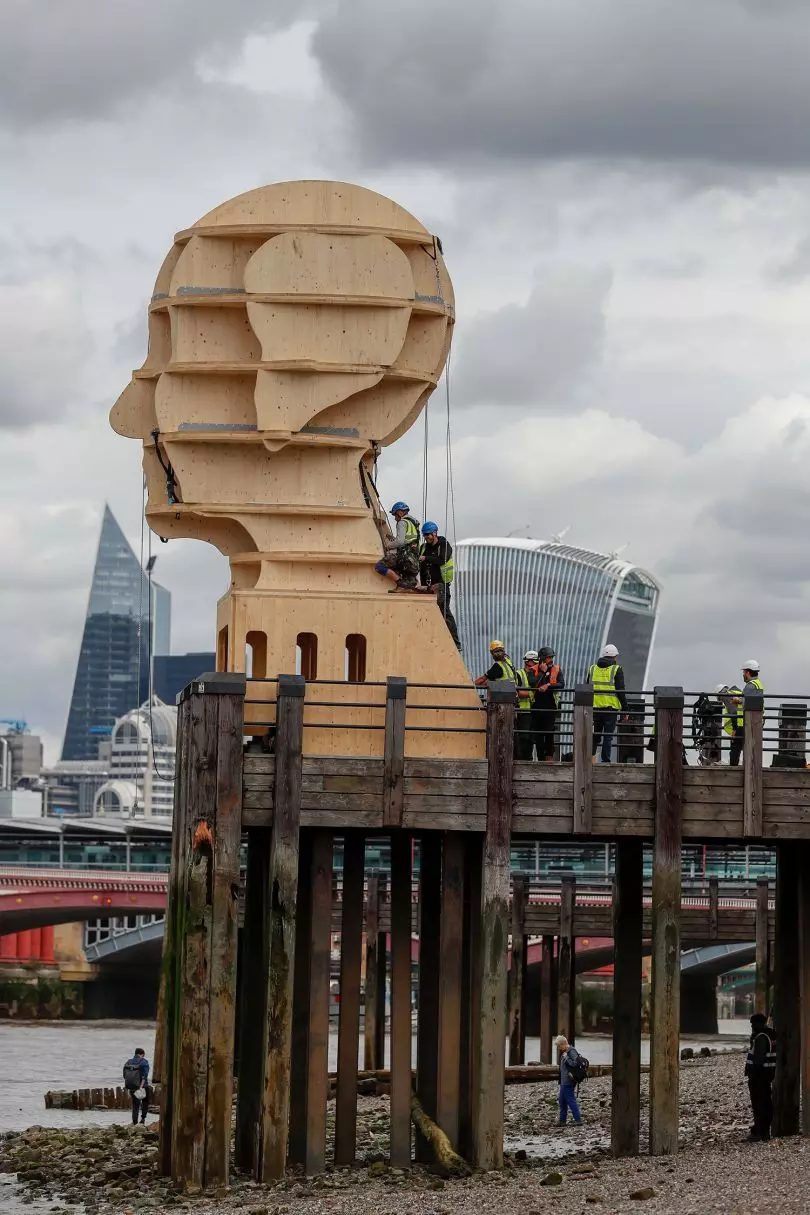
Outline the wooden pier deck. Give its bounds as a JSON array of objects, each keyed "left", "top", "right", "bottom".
[{"left": 157, "top": 674, "right": 810, "bottom": 1192}]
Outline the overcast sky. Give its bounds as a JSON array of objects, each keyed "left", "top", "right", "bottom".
[{"left": 4, "top": 1, "right": 810, "bottom": 760}]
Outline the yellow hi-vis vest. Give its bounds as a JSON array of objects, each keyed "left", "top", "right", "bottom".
[
  {"left": 492, "top": 657, "right": 517, "bottom": 683},
  {"left": 419, "top": 543, "right": 454, "bottom": 583},
  {"left": 404, "top": 517, "right": 420, "bottom": 547},
  {"left": 588, "top": 663, "right": 621, "bottom": 710},
  {"left": 515, "top": 668, "right": 533, "bottom": 711},
  {"left": 726, "top": 678, "right": 764, "bottom": 732}
]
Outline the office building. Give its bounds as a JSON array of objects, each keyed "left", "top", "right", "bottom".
[
  {"left": 454, "top": 538, "right": 661, "bottom": 691},
  {"left": 93, "top": 697, "right": 177, "bottom": 817},
  {"left": 153, "top": 653, "right": 216, "bottom": 705},
  {"left": 62, "top": 506, "right": 171, "bottom": 761}
]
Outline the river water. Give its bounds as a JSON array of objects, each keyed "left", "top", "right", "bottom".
[{"left": 0, "top": 1018, "right": 751, "bottom": 1211}]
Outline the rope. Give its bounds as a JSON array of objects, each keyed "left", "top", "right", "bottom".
[
  {"left": 134, "top": 480, "right": 147, "bottom": 812},
  {"left": 421, "top": 397, "right": 429, "bottom": 524},
  {"left": 444, "top": 351, "right": 457, "bottom": 546},
  {"left": 146, "top": 518, "right": 174, "bottom": 785}
]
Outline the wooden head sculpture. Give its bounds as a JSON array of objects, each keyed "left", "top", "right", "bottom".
[{"left": 111, "top": 180, "right": 482, "bottom": 756}]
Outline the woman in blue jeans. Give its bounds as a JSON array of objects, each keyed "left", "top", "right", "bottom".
[{"left": 554, "top": 1034, "right": 583, "bottom": 1125}]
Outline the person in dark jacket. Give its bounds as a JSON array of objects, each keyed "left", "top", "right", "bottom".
[
  {"left": 123, "top": 1048, "right": 151, "bottom": 1125},
  {"left": 587, "top": 644, "right": 627, "bottom": 763},
  {"left": 418, "top": 522, "right": 461, "bottom": 648},
  {"left": 532, "top": 646, "right": 564, "bottom": 761},
  {"left": 745, "top": 1013, "right": 776, "bottom": 1141}
]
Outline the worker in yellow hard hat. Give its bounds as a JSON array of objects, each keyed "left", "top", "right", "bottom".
[
  {"left": 475, "top": 642, "right": 530, "bottom": 758},
  {"left": 475, "top": 641, "right": 517, "bottom": 687}
]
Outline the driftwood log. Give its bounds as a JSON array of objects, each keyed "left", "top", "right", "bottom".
[{"left": 409, "top": 1094, "right": 471, "bottom": 1177}]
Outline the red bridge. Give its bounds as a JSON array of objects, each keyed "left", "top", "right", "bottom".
[{"left": 0, "top": 867, "right": 168, "bottom": 959}]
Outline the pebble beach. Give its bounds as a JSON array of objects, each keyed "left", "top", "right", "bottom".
[{"left": 2, "top": 1049, "right": 806, "bottom": 1214}]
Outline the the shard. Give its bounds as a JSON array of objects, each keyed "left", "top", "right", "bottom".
[{"left": 61, "top": 505, "right": 171, "bottom": 761}]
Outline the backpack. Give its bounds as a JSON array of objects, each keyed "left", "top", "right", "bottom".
[
  {"left": 123, "top": 1061, "right": 142, "bottom": 1091},
  {"left": 565, "top": 1048, "right": 590, "bottom": 1085}
]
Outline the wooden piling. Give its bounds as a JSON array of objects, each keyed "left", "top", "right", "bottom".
[
  {"left": 437, "top": 832, "right": 465, "bottom": 1148},
  {"left": 773, "top": 843, "right": 801, "bottom": 1137},
  {"left": 473, "top": 681, "right": 515, "bottom": 1170},
  {"left": 305, "top": 831, "right": 334, "bottom": 1175},
  {"left": 363, "top": 875, "right": 385, "bottom": 1072},
  {"left": 611, "top": 838, "right": 643, "bottom": 1157},
  {"left": 168, "top": 674, "right": 245, "bottom": 1191},
  {"left": 383, "top": 677, "right": 406, "bottom": 829},
  {"left": 557, "top": 877, "right": 576, "bottom": 1045},
  {"left": 799, "top": 849, "right": 810, "bottom": 1136},
  {"left": 335, "top": 831, "right": 366, "bottom": 1165},
  {"left": 259, "top": 674, "right": 305, "bottom": 1182},
  {"left": 390, "top": 831, "right": 413, "bottom": 1167},
  {"left": 416, "top": 833, "right": 442, "bottom": 1161},
  {"left": 539, "top": 935, "right": 554, "bottom": 1064},
  {"left": 743, "top": 692, "right": 764, "bottom": 838},
  {"left": 708, "top": 876, "right": 719, "bottom": 941},
  {"left": 288, "top": 831, "right": 314, "bottom": 1166},
  {"left": 508, "top": 876, "right": 528, "bottom": 1065},
  {"left": 235, "top": 825, "right": 271, "bottom": 1172},
  {"left": 572, "top": 685, "right": 594, "bottom": 834},
  {"left": 649, "top": 687, "right": 684, "bottom": 1157},
  {"left": 755, "top": 878, "right": 769, "bottom": 1017}
]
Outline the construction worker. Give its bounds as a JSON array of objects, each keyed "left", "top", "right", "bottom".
[
  {"left": 373, "top": 502, "right": 420, "bottom": 590},
  {"left": 418, "top": 522, "right": 460, "bottom": 649},
  {"left": 587, "top": 643, "right": 627, "bottom": 763},
  {"left": 728, "top": 661, "right": 764, "bottom": 767},
  {"left": 514, "top": 652, "right": 537, "bottom": 760},
  {"left": 534, "top": 646, "right": 564, "bottom": 762},
  {"left": 475, "top": 642, "right": 528, "bottom": 758}
]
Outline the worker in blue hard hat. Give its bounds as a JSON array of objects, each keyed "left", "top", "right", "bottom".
[
  {"left": 373, "top": 501, "right": 421, "bottom": 590},
  {"left": 418, "top": 522, "right": 461, "bottom": 649}
]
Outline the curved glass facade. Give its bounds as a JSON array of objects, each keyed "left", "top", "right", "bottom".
[{"left": 455, "top": 539, "right": 661, "bottom": 692}]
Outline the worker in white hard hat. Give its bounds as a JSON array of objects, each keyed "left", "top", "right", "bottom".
[
  {"left": 586, "top": 643, "right": 627, "bottom": 763},
  {"left": 728, "top": 661, "right": 765, "bottom": 767}
]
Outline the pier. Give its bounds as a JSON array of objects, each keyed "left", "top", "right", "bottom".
[{"left": 157, "top": 673, "right": 810, "bottom": 1190}]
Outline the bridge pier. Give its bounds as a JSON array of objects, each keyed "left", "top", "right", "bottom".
[{"left": 611, "top": 838, "right": 643, "bottom": 1156}]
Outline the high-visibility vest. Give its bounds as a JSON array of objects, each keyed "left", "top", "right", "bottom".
[
  {"left": 527, "top": 663, "right": 562, "bottom": 708},
  {"left": 419, "top": 542, "right": 454, "bottom": 583},
  {"left": 404, "top": 517, "right": 420, "bottom": 547},
  {"left": 746, "top": 1031, "right": 776, "bottom": 1075},
  {"left": 492, "top": 657, "right": 517, "bottom": 683},
  {"left": 515, "top": 668, "right": 533, "bottom": 711},
  {"left": 588, "top": 663, "right": 621, "bottom": 710},
  {"left": 725, "top": 679, "right": 763, "bottom": 732}
]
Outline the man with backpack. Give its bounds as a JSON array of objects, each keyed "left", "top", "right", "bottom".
[
  {"left": 554, "top": 1034, "right": 587, "bottom": 1126},
  {"left": 745, "top": 1013, "right": 776, "bottom": 1141},
  {"left": 123, "top": 1047, "right": 151, "bottom": 1126}
]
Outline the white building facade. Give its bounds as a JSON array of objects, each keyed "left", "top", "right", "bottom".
[
  {"left": 93, "top": 697, "right": 177, "bottom": 817},
  {"left": 455, "top": 539, "right": 661, "bottom": 692}
]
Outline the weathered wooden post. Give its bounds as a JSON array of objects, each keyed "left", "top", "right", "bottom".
[
  {"left": 743, "top": 692, "right": 764, "bottom": 838},
  {"left": 416, "top": 832, "right": 442, "bottom": 1161},
  {"left": 611, "top": 838, "right": 643, "bottom": 1157},
  {"left": 363, "top": 875, "right": 385, "bottom": 1072},
  {"left": 800, "top": 848, "right": 810, "bottom": 1136},
  {"left": 539, "top": 934, "right": 554, "bottom": 1063},
  {"left": 557, "top": 876, "right": 576, "bottom": 1044},
  {"left": 649, "top": 686, "right": 683, "bottom": 1156},
  {"left": 258, "top": 674, "right": 305, "bottom": 1182},
  {"left": 708, "top": 876, "right": 719, "bottom": 941},
  {"left": 390, "top": 830, "right": 414, "bottom": 1167},
  {"left": 164, "top": 673, "right": 245, "bottom": 1191},
  {"left": 508, "top": 876, "right": 528, "bottom": 1065},
  {"left": 472, "top": 681, "right": 515, "bottom": 1170},
  {"left": 383, "top": 677, "right": 406, "bottom": 829},
  {"left": 335, "top": 831, "right": 366, "bottom": 1165},
  {"left": 437, "top": 832, "right": 465, "bottom": 1147},
  {"left": 458, "top": 834, "right": 483, "bottom": 1161},
  {"left": 773, "top": 843, "right": 801, "bottom": 1137},
  {"left": 572, "top": 685, "right": 593, "bottom": 834},
  {"left": 755, "top": 878, "right": 769, "bottom": 1016}
]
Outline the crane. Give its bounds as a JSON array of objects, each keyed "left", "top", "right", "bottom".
[{"left": 0, "top": 719, "right": 28, "bottom": 734}]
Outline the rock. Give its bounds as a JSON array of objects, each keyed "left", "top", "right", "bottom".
[
  {"left": 680, "top": 1048, "right": 694, "bottom": 1060},
  {"left": 428, "top": 1179, "right": 445, "bottom": 1191},
  {"left": 586, "top": 1198, "right": 601, "bottom": 1205},
  {"left": 514, "top": 1149, "right": 527, "bottom": 1162},
  {"left": 630, "top": 1187, "right": 656, "bottom": 1200},
  {"left": 540, "top": 1171, "right": 563, "bottom": 1186},
  {"left": 699, "top": 1047, "right": 711, "bottom": 1057},
  {"left": 367, "top": 1161, "right": 388, "bottom": 1178}
]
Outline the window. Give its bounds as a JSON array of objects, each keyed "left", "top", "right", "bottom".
[
  {"left": 217, "top": 626, "right": 229, "bottom": 671},
  {"left": 246, "top": 631, "right": 267, "bottom": 679},
  {"left": 296, "top": 633, "right": 318, "bottom": 681},
  {"left": 345, "top": 634, "right": 367, "bottom": 683}
]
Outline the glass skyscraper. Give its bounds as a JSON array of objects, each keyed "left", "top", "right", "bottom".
[
  {"left": 455, "top": 539, "right": 661, "bottom": 691},
  {"left": 61, "top": 506, "right": 171, "bottom": 761}
]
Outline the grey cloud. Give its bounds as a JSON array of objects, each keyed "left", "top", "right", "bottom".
[
  {"left": 452, "top": 269, "right": 609, "bottom": 409},
  {"left": 0, "top": 1, "right": 305, "bottom": 126},
  {"left": 313, "top": 0, "right": 810, "bottom": 170},
  {"left": 772, "top": 234, "right": 810, "bottom": 282}
]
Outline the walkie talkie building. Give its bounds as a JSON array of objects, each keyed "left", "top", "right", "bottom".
[{"left": 454, "top": 539, "right": 661, "bottom": 691}]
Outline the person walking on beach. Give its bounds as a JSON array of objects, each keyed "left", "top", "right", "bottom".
[
  {"left": 123, "top": 1047, "right": 151, "bottom": 1126},
  {"left": 745, "top": 1012, "right": 776, "bottom": 1141},
  {"left": 554, "top": 1034, "right": 583, "bottom": 1127}
]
